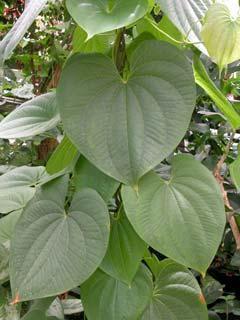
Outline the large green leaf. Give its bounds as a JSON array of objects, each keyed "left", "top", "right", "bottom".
[
  {"left": 101, "top": 209, "right": 147, "bottom": 284},
  {"left": 0, "top": 93, "right": 60, "bottom": 139},
  {"left": 0, "top": 166, "right": 47, "bottom": 213},
  {"left": 141, "top": 259, "right": 208, "bottom": 320},
  {"left": 0, "top": 0, "right": 47, "bottom": 65},
  {"left": 73, "top": 26, "right": 113, "bottom": 54},
  {"left": 74, "top": 156, "right": 119, "bottom": 202},
  {"left": 201, "top": 1, "right": 240, "bottom": 72},
  {"left": 58, "top": 40, "right": 196, "bottom": 185},
  {"left": 10, "top": 176, "right": 110, "bottom": 302},
  {"left": 66, "top": 0, "right": 149, "bottom": 39},
  {"left": 157, "top": 0, "right": 212, "bottom": 54},
  {"left": 193, "top": 55, "right": 240, "bottom": 129},
  {"left": 0, "top": 211, "right": 21, "bottom": 245},
  {"left": 46, "top": 136, "right": 79, "bottom": 175},
  {"left": 122, "top": 155, "right": 226, "bottom": 272},
  {"left": 81, "top": 265, "right": 152, "bottom": 320}
]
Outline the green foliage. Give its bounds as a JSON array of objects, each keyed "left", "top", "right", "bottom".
[
  {"left": 201, "top": 1, "right": 240, "bottom": 72},
  {"left": 10, "top": 176, "right": 110, "bottom": 301},
  {"left": 101, "top": 209, "right": 147, "bottom": 284},
  {"left": 72, "top": 26, "right": 114, "bottom": 54},
  {"left": 0, "top": 0, "right": 240, "bottom": 319},
  {"left": 122, "top": 155, "right": 225, "bottom": 272},
  {"left": 0, "top": 166, "right": 48, "bottom": 213},
  {"left": 74, "top": 156, "right": 119, "bottom": 202},
  {"left": 66, "top": 0, "right": 149, "bottom": 38},
  {"left": 81, "top": 265, "right": 153, "bottom": 320},
  {"left": 230, "top": 154, "right": 240, "bottom": 190},
  {"left": 141, "top": 259, "right": 208, "bottom": 319},
  {"left": 0, "top": 93, "right": 60, "bottom": 139},
  {"left": 46, "top": 136, "right": 79, "bottom": 175},
  {"left": 193, "top": 54, "right": 240, "bottom": 128},
  {"left": 57, "top": 40, "right": 196, "bottom": 185}
]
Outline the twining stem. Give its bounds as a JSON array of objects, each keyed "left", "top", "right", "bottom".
[
  {"left": 113, "top": 28, "right": 126, "bottom": 76},
  {"left": 214, "top": 132, "right": 240, "bottom": 250}
]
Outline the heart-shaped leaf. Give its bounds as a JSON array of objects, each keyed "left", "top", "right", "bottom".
[
  {"left": 101, "top": 209, "right": 147, "bottom": 284},
  {"left": 66, "top": 0, "right": 149, "bottom": 39},
  {"left": 10, "top": 176, "right": 110, "bottom": 302},
  {"left": 201, "top": 2, "right": 240, "bottom": 71},
  {"left": 81, "top": 265, "right": 152, "bottom": 320},
  {"left": 58, "top": 40, "right": 196, "bottom": 185},
  {"left": 0, "top": 93, "right": 60, "bottom": 139},
  {"left": 0, "top": 166, "right": 47, "bottom": 214},
  {"left": 157, "top": 0, "right": 212, "bottom": 54},
  {"left": 122, "top": 155, "right": 226, "bottom": 272},
  {"left": 141, "top": 259, "right": 208, "bottom": 320}
]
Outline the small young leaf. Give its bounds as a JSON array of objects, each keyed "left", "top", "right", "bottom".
[
  {"left": 122, "top": 155, "right": 226, "bottom": 273},
  {"left": 141, "top": 259, "right": 208, "bottom": 320},
  {"left": 66, "top": 0, "right": 149, "bottom": 39},
  {"left": 10, "top": 176, "right": 110, "bottom": 301},
  {"left": 81, "top": 265, "right": 152, "bottom": 320},
  {"left": 46, "top": 136, "right": 79, "bottom": 175},
  {"left": 101, "top": 209, "right": 147, "bottom": 284},
  {"left": 201, "top": 2, "right": 240, "bottom": 72},
  {"left": 0, "top": 93, "right": 60, "bottom": 139}
]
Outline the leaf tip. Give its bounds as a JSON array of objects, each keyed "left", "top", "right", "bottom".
[
  {"left": 11, "top": 292, "right": 20, "bottom": 305},
  {"left": 133, "top": 184, "right": 139, "bottom": 195},
  {"left": 198, "top": 292, "right": 206, "bottom": 305}
]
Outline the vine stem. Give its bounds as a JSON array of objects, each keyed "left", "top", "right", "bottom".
[
  {"left": 113, "top": 28, "right": 126, "bottom": 76},
  {"left": 214, "top": 132, "right": 240, "bottom": 250}
]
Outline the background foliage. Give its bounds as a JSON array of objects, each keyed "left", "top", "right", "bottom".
[{"left": 1, "top": 0, "right": 240, "bottom": 319}]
